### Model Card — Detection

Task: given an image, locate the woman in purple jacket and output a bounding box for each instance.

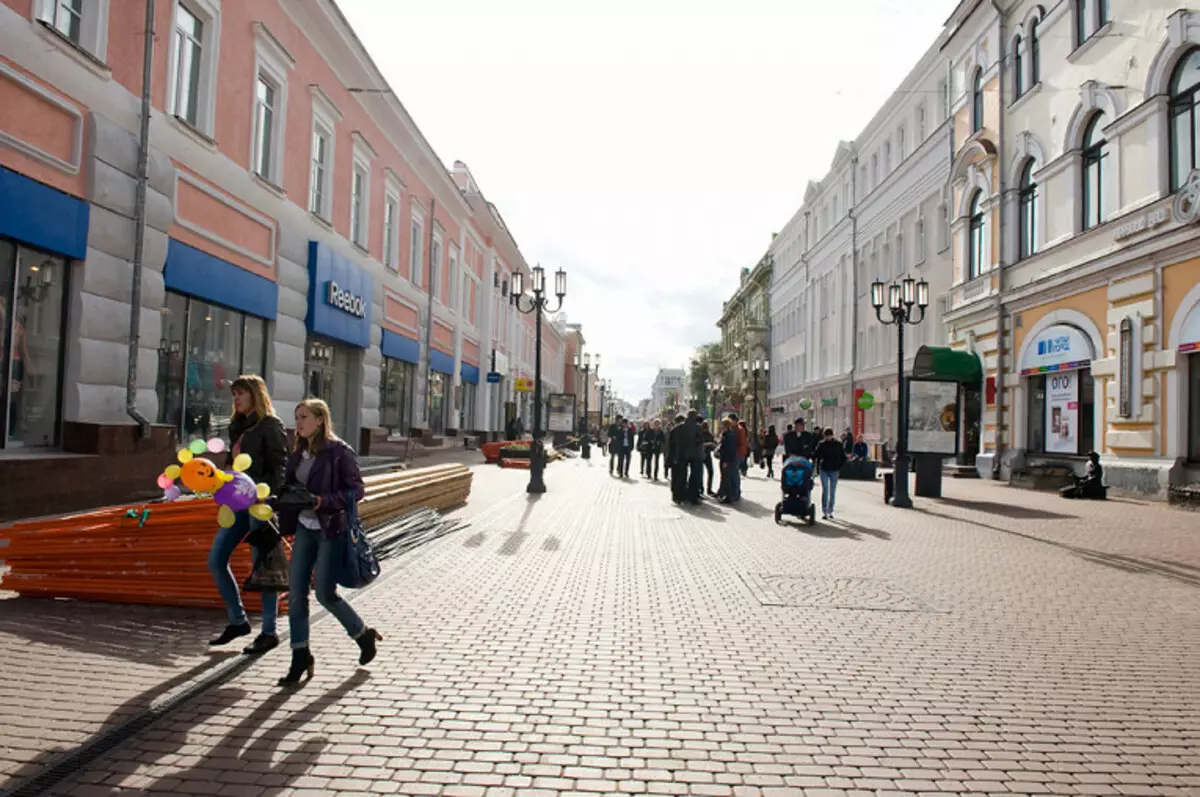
[276,398,381,686]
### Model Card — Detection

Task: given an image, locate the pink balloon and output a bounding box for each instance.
[163,485,181,501]
[213,471,258,512]
[156,474,173,490]
[207,438,226,454]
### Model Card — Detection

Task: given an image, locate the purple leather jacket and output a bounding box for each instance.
[276,440,365,538]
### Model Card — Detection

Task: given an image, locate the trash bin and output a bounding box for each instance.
[914,456,943,498]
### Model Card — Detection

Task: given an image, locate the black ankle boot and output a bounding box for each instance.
[210,622,251,646]
[355,628,383,665]
[243,633,279,656]
[277,648,314,686]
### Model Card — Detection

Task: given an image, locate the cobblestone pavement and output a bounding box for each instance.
[5,458,1200,797]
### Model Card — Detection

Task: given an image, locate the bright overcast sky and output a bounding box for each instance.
[339,0,958,404]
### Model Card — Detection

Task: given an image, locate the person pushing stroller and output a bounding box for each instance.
[774,452,817,526]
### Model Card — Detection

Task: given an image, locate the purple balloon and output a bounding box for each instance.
[213,471,258,512]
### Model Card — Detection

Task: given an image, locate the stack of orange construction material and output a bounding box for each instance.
[0,499,268,611]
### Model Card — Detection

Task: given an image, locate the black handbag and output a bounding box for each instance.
[275,483,317,512]
[242,538,290,592]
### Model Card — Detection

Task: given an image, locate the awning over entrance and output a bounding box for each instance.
[912,346,982,383]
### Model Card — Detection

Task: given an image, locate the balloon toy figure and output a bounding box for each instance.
[156,438,274,527]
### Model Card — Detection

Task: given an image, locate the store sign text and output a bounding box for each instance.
[1112,207,1169,241]
[326,281,366,318]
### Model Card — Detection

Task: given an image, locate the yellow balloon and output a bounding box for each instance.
[178,449,194,464]
[164,464,181,480]
[217,505,236,528]
[217,471,235,484]
[232,453,252,473]
[255,483,270,500]
[249,503,274,521]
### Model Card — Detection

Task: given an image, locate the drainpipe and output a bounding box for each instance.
[990,0,1008,478]
[126,0,155,439]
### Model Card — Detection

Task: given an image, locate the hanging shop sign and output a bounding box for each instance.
[1044,371,1080,455]
[856,392,875,410]
[798,398,813,410]
[549,394,576,433]
[514,377,534,393]
[1020,324,1093,376]
[486,371,502,384]
[821,397,838,407]
[906,379,959,456]
[307,242,371,348]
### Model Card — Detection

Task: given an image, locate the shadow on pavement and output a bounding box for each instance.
[727,500,774,520]
[935,496,1077,521]
[0,597,225,665]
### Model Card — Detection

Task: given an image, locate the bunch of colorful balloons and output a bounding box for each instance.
[156,438,275,528]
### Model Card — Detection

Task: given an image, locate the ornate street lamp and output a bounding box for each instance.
[511,264,567,493]
[871,275,930,509]
[742,358,769,441]
[573,351,599,459]
[708,378,722,424]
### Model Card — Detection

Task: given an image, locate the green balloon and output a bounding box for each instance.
[799,399,812,410]
[189,439,208,455]
[857,393,875,410]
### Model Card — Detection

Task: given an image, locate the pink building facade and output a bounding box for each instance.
[0,0,566,517]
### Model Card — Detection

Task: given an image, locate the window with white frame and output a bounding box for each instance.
[250,24,292,186]
[308,87,341,221]
[409,212,424,285]
[938,79,949,121]
[916,103,926,141]
[430,236,442,300]
[1074,0,1110,49]
[383,175,402,272]
[167,0,220,135]
[36,0,111,62]
[895,233,904,273]
[939,203,950,252]
[915,216,926,263]
[884,141,892,173]
[349,137,373,250]
[448,244,460,312]
[898,125,906,160]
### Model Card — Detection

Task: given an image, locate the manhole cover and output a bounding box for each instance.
[740,573,941,613]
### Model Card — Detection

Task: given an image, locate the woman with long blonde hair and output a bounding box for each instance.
[208,375,288,654]
[274,398,381,685]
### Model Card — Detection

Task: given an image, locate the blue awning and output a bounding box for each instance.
[430,348,455,375]
[461,362,480,384]
[0,165,89,259]
[381,329,419,364]
[164,239,278,319]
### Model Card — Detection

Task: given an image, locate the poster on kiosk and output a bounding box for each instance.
[1044,372,1079,454]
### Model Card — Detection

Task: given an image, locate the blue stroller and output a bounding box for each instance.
[774,456,817,526]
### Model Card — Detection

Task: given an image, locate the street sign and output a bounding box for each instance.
[486,371,501,384]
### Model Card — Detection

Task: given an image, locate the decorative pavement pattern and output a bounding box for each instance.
[1,458,1198,797]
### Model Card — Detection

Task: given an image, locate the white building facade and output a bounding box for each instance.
[649,368,686,417]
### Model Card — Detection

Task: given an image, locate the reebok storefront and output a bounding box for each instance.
[1019,323,1098,459]
[305,243,371,439]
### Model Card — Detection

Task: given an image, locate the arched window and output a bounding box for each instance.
[968,190,985,279]
[1081,114,1108,230]
[972,69,984,133]
[1075,0,1089,47]
[1013,35,1024,98]
[1169,48,1200,191]
[1018,159,1038,260]
[1030,20,1041,84]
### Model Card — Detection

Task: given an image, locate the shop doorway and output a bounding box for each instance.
[1189,352,1200,463]
[961,384,982,466]
[304,338,354,438]
[0,241,68,449]
[427,370,448,436]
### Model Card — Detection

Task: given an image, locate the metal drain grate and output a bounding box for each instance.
[741,573,941,613]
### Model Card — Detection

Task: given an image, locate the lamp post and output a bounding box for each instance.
[573,352,598,459]
[598,379,609,429]
[871,275,930,509]
[742,358,770,440]
[708,379,722,423]
[511,264,567,494]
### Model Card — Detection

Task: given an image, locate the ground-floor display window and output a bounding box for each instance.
[427,370,448,436]
[380,357,415,437]
[304,338,354,438]
[1026,369,1095,455]
[1189,353,1200,462]
[459,381,476,432]
[156,292,269,443]
[0,240,68,449]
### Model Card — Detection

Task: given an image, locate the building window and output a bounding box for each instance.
[1075,0,1089,47]
[448,245,459,312]
[35,0,110,61]
[380,357,415,436]
[1030,21,1041,84]
[170,5,203,125]
[309,127,331,218]
[409,215,424,285]
[916,104,926,141]
[1098,0,1109,28]
[895,233,904,272]
[971,69,984,133]
[939,203,950,252]
[1013,35,1024,98]
[252,77,277,180]
[1118,317,1133,418]
[383,194,400,271]
[1026,369,1095,455]
[350,165,368,248]
[898,125,906,160]
[430,238,442,301]
[1170,48,1200,191]
[871,153,879,186]
[155,291,269,445]
[1018,159,1038,260]
[968,191,984,280]
[884,141,892,173]
[938,79,949,121]
[1081,113,1108,231]
[915,217,926,263]
[48,0,82,42]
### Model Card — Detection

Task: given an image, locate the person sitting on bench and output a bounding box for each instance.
[1061,451,1105,499]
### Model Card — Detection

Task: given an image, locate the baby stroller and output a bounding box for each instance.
[774,456,817,526]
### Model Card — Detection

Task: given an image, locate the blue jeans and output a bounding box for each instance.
[288,524,366,649]
[820,470,839,516]
[207,511,277,635]
[722,461,741,501]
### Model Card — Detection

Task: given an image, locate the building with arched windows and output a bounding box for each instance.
[945,0,1200,499]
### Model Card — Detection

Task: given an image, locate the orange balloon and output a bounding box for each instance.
[180,457,224,494]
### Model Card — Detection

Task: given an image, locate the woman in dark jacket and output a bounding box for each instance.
[275,398,381,686]
[762,425,780,478]
[718,418,741,503]
[207,375,288,655]
[700,420,717,496]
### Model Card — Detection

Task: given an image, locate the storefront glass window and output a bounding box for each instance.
[155,292,270,443]
[428,370,447,436]
[381,358,414,437]
[1026,370,1094,455]
[304,338,353,438]
[0,242,68,448]
[1189,354,1200,462]
[459,382,476,432]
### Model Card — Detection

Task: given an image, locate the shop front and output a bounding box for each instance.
[911,346,983,468]
[306,242,370,439]
[1018,323,1098,461]
[1173,294,1200,465]
[427,348,454,437]
[460,361,479,433]
[0,166,87,451]
[380,330,418,438]
[157,240,277,444]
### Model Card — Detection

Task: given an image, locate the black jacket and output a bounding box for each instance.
[814,438,846,473]
[669,419,703,463]
[788,430,819,460]
[227,413,289,494]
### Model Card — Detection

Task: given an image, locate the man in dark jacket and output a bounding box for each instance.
[792,418,819,461]
[667,414,690,503]
[681,410,706,503]
[646,419,666,481]
[608,415,624,475]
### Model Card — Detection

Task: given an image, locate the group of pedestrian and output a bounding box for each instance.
[779,418,848,519]
[206,375,381,687]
